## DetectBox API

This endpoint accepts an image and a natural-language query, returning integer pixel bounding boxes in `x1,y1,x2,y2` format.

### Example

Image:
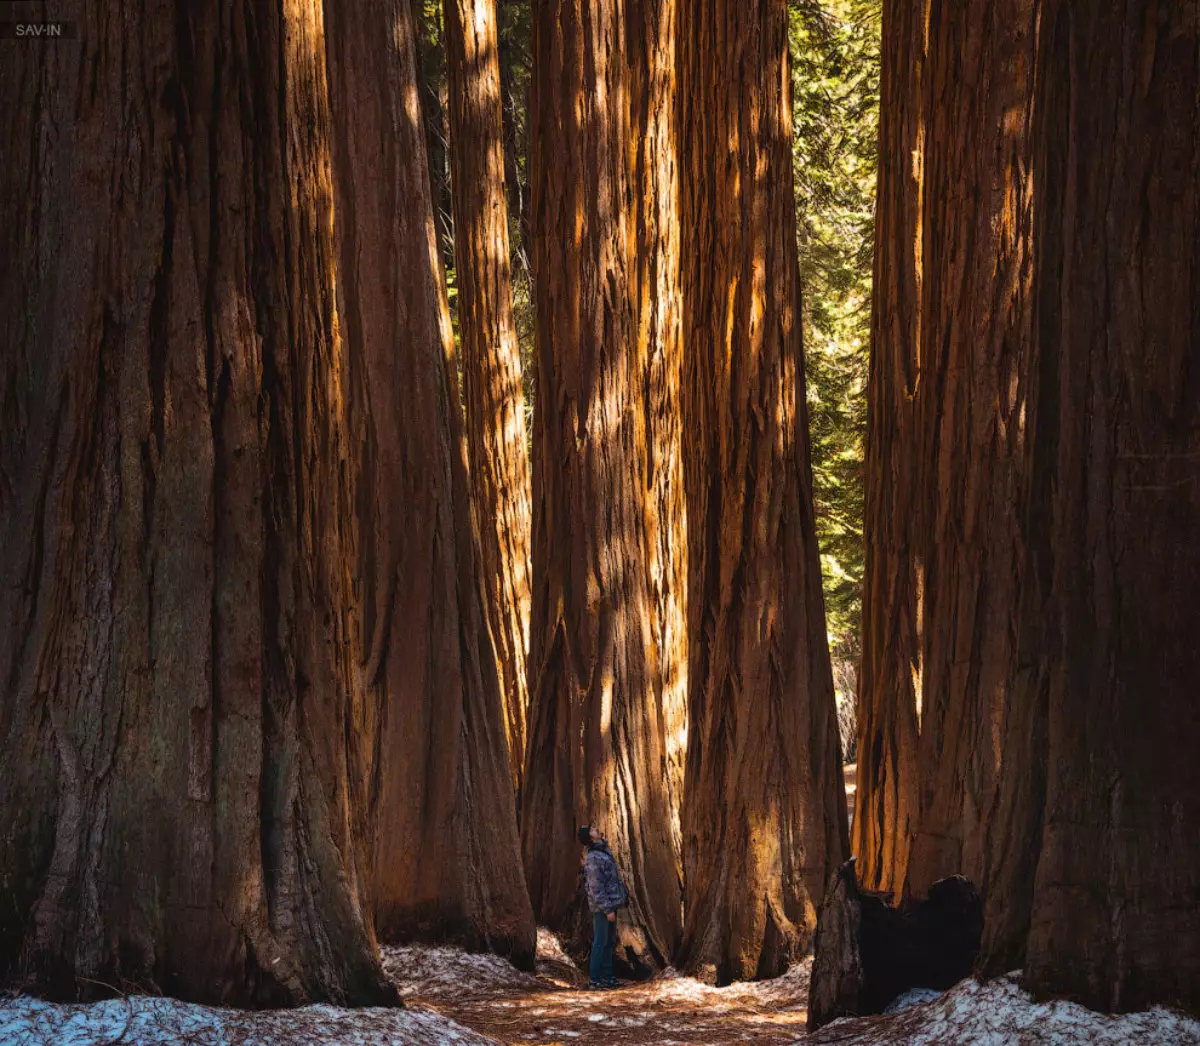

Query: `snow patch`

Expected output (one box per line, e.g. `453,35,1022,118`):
380,944,541,1001
0,993,500,1045
805,975,1200,1045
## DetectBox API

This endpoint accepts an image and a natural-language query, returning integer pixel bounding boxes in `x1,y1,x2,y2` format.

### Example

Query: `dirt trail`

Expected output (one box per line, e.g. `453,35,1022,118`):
386,939,812,1046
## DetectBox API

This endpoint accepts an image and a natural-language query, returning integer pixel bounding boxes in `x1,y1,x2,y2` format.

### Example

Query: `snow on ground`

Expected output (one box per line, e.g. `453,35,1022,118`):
4,935,1199,1045
0,993,497,1046
805,974,1200,1045
381,943,542,1000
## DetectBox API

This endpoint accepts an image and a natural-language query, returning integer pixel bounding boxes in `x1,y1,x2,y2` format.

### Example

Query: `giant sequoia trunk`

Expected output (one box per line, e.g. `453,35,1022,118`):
980,1,1200,1014
0,0,392,1006
631,0,689,880
522,0,683,973
677,0,849,983
443,0,534,794
851,0,927,899
322,0,536,968
903,0,1036,899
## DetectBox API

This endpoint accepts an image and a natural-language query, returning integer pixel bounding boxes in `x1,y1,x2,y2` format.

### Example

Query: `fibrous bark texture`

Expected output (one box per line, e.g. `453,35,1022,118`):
631,0,689,882
852,0,927,900
322,0,536,969
904,0,1037,899
0,0,392,1006
677,0,849,983
522,0,683,975
981,0,1200,1014
444,0,534,794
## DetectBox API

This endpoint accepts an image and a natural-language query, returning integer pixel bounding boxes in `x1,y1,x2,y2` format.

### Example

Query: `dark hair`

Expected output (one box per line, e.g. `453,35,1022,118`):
577,825,591,846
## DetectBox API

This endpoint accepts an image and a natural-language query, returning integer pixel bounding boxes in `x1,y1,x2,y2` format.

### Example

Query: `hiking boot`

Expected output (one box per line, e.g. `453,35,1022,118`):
587,979,609,991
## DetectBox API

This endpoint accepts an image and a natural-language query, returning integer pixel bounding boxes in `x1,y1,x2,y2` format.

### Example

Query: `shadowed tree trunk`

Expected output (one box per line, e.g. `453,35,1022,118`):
521,0,683,975
903,0,1037,899
851,0,927,900
677,0,849,983
980,0,1200,1014
0,0,393,1006
322,0,536,969
444,0,534,794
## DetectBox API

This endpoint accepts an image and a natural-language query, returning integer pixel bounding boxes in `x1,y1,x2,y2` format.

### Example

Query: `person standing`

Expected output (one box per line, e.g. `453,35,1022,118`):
578,825,628,989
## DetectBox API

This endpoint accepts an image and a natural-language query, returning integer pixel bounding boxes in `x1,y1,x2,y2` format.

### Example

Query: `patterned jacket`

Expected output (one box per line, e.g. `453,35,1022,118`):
584,842,628,914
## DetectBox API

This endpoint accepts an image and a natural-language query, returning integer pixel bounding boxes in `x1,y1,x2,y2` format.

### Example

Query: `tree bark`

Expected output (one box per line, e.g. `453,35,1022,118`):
630,0,689,883
981,0,1200,1014
677,0,849,982
904,0,1037,899
443,0,534,795
0,0,392,1006
851,0,927,900
522,0,683,974
322,0,536,969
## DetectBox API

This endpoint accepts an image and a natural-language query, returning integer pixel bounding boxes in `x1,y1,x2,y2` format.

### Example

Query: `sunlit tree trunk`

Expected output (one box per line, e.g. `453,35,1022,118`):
677,0,849,983
322,0,536,969
444,0,533,794
852,0,927,899
631,0,689,882
904,0,1037,899
0,0,392,1005
521,0,683,975
981,1,1200,1013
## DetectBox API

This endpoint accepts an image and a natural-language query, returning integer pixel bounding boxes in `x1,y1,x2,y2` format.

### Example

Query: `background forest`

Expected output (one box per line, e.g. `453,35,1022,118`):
415,0,881,757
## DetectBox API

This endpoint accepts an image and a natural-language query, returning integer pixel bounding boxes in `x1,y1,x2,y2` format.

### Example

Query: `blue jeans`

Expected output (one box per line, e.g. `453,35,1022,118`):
590,911,615,983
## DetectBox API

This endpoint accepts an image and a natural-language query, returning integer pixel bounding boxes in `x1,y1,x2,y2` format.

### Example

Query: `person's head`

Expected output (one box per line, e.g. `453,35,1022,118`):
577,825,602,847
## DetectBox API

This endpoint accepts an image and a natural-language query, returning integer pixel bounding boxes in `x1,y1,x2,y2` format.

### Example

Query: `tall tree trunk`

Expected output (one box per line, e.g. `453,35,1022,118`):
981,0,1200,1014
322,0,536,969
0,0,392,1006
677,0,849,983
904,0,1037,899
522,0,683,974
631,0,689,882
444,0,534,794
851,0,927,899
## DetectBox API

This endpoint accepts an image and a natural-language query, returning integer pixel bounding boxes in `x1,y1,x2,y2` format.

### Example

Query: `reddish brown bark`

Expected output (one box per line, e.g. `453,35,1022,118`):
0,0,392,1006
852,0,927,900
904,0,1037,899
677,0,849,983
521,0,683,974
322,0,536,968
443,0,534,794
631,0,689,879
981,1,1200,1014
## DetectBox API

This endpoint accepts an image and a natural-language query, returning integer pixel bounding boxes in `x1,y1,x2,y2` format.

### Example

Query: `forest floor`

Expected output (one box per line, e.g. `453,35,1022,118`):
3,930,1199,1044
